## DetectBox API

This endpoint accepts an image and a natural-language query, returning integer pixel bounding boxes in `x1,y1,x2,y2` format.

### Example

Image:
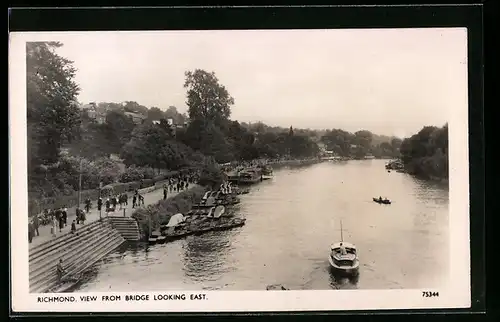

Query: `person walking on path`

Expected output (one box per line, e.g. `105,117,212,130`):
51,215,57,237
62,207,68,227
58,208,64,232
32,214,40,237
163,185,168,200
28,222,34,243
85,198,91,213
97,197,103,212
70,220,77,234
112,196,117,210
132,195,137,208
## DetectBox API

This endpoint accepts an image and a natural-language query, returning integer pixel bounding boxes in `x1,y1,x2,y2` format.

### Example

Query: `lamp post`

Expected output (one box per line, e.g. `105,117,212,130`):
77,158,83,207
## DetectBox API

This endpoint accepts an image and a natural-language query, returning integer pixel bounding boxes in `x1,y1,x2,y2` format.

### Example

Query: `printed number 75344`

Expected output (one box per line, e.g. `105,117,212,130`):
422,291,439,297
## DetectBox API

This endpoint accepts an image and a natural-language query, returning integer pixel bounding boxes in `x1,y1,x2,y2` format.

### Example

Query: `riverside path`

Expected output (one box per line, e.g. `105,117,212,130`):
29,184,200,251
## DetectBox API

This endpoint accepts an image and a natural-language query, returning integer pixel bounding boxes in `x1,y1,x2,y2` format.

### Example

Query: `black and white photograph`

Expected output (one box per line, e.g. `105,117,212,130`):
10,28,471,312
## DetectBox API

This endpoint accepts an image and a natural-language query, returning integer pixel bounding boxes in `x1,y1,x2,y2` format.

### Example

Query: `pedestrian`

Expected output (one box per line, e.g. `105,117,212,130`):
28,222,33,243
112,196,117,209
62,207,68,227
51,216,57,237
32,214,40,237
70,220,77,234
132,195,137,208
123,193,128,206
97,197,103,212
85,198,91,213
105,199,110,212
163,185,168,200
79,208,86,225
54,208,61,228
58,209,64,232
56,258,66,281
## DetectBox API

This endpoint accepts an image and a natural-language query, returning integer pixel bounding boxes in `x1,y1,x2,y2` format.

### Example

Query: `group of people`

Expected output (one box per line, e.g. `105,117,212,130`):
29,170,200,245
28,207,81,243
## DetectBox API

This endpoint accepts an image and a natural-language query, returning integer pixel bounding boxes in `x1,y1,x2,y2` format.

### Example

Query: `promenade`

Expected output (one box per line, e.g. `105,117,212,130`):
29,185,199,251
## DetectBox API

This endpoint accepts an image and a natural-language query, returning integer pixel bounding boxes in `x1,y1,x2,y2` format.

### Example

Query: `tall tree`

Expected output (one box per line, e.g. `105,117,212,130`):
103,110,137,154
184,69,234,126
27,41,81,166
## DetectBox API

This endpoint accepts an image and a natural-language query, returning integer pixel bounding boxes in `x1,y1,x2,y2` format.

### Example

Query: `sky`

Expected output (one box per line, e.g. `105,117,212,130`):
51,28,467,137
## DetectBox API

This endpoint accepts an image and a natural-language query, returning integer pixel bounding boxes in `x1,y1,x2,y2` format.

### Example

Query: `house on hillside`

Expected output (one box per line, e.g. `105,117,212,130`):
125,112,147,125
82,102,106,124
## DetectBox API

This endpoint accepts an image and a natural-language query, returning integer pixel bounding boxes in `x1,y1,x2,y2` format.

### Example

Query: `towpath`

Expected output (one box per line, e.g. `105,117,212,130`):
29,184,200,251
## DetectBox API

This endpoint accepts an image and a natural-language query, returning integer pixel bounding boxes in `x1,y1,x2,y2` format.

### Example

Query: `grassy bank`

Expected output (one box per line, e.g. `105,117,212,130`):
131,185,208,240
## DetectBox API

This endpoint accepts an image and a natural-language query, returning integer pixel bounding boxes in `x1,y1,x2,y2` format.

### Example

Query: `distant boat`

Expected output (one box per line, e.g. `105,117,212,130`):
328,221,359,276
258,165,274,180
373,197,391,205
238,168,262,184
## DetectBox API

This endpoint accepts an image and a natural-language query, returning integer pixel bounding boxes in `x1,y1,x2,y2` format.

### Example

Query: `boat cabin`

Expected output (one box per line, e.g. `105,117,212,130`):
330,242,357,256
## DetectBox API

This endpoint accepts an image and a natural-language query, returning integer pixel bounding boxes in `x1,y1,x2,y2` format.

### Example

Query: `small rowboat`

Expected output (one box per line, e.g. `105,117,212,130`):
373,198,391,205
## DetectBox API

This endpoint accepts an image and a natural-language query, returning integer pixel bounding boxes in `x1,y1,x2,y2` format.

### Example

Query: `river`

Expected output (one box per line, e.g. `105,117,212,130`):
74,159,449,291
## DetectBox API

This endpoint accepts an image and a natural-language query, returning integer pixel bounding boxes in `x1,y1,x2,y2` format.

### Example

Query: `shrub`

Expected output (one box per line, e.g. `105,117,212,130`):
131,185,207,238
140,178,155,189
118,165,156,183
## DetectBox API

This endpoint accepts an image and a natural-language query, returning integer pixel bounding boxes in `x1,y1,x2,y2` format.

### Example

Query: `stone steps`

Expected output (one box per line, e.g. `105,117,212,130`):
29,221,125,293
107,217,140,241
30,220,105,260
30,222,112,276
30,224,115,289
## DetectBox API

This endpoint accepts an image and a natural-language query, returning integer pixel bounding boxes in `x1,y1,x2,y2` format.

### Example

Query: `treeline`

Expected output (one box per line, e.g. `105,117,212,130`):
399,124,448,179
320,129,402,159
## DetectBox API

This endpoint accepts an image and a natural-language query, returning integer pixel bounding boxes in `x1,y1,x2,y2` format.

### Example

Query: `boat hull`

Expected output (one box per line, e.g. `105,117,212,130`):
328,256,360,276
372,198,391,205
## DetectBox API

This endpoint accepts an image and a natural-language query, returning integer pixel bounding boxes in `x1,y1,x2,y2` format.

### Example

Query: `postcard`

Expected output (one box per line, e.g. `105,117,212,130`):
9,28,470,312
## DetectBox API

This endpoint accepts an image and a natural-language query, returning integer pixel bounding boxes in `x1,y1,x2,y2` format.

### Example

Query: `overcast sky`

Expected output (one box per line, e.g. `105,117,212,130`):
52,28,466,137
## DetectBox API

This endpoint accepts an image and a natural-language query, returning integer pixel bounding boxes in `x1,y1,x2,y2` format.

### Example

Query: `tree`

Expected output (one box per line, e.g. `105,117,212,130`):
184,69,234,126
121,123,197,170
321,129,354,157
121,124,172,169
146,106,165,122
399,124,448,179
103,110,137,154
391,137,403,155
27,42,81,165
123,101,148,115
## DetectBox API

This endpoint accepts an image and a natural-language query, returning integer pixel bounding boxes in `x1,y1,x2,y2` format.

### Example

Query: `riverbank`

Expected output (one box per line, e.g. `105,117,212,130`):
131,185,207,240
28,184,197,250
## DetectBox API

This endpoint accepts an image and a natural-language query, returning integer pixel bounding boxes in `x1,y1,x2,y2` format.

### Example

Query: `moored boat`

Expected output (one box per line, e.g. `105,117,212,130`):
238,168,262,184
328,221,359,276
258,165,274,180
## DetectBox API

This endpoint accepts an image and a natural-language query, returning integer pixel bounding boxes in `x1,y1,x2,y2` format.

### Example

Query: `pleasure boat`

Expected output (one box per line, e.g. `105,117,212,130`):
238,168,262,184
328,221,359,276
258,165,274,180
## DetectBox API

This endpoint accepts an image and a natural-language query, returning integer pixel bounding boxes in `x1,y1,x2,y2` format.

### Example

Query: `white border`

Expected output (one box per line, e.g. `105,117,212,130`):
9,30,471,312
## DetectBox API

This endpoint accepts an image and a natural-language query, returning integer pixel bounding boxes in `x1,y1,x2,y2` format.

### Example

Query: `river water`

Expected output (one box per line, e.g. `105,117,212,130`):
75,160,449,291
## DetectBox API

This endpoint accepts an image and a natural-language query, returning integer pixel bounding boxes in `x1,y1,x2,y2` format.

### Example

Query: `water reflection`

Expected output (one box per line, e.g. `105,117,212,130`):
328,267,360,290
182,230,236,283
